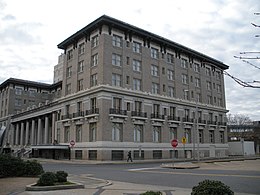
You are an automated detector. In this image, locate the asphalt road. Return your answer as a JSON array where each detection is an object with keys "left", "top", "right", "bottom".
[{"left": 42, "top": 159, "right": 260, "bottom": 194}]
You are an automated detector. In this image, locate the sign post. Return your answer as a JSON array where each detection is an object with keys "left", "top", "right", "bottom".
[
  {"left": 182, "top": 136, "right": 187, "bottom": 160},
  {"left": 171, "top": 139, "right": 178, "bottom": 167}
]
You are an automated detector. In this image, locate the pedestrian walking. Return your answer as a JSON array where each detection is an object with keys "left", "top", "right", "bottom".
[{"left": 127, "top": 151, "right": 133, "bottom": 162}]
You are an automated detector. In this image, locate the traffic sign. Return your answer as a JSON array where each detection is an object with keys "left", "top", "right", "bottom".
[
  {"left": 182, "top": 137, "right": 187, "bottom": 144},
  {"left": 70, "top": 140, "right": 75, "bottom": 147},
  {"left": 171, "top": 139, "right": 178, "bottom": 148}
]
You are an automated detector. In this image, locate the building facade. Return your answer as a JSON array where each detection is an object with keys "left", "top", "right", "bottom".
[{"left": 1, "top": 15, "right": 229, "bottom": 160}]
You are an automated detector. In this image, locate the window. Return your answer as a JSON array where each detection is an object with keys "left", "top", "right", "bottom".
[
  {"left": 28, "top": 89, "right": 36, "bottom": 97},
  {"left": 184, "top": 90, "right": 189, "bottom": 100},
  {"left": 170, "top": 127, "right": 177, "bottom": 140},
  {"left": 78, "top": 43, "right": 85, "bottom": 55},
  {"left": 112, "top": 35, "right": 122, "bottom": 47},
  {"left": 151, "top": 65, "right": 159, "bottom": 76},
  {"left": 168, "top": 87, "right": 174, "bottom": 97},
  {"left": 77, "top": 101, "right": 82, "bottom": 113},
  {"left": 151, "top": 47, "right": 158, "bottom": 59},
  {"left": 207, "top": 81, "right": 212, "bottom": 90},
  {"left": 127, "top": 102, "right": 130, "bottom": 111},
  {"left": 152, "top": 83, "right": 159, "bottom": 94},
  {"left": 91, "top": 54, "right": 98, "bottom": 67},
  {"left": 76, "top": 125, "right": 82, "bottom": 142},
  {"left": 15, "top": 87, "right": 23, "bottom": 95},
  {"left": 153, "top": 104, "right": 160, "bottom": 115},
  {"left": 167, "top": 53, "right": 174, "bottom": 63},
  {"left": 133, "top": 79, "right": 141, "bottom": 91},
  {"left": 217, "top": 98, "right": 222, "bottom": 107},
  {"left": 196, "top": 93, "right": 201, "bottom": 103},
  {"left": 181, "top": 58, "right": 188, "bottom": 68},
  {"left": 133, "top": 41, "right": 141, "bottom": 53},
  {"left": 134, "top": 125, "right": 143, "bottom": 142},
  {"left": 209, "top": 130, "right": 215, "bottom": 143},
  {"left": 113, "top": 97, "right": 122, "bottom": 110},
  {"left": 217, "top": 84, "right": 221, "bottom": 93},
  {"left": 126, "top": 57, "right": 130, "bottom": 65},
  {"left": 135, "top": 101, "right": 142, "bottom": 112},
  {"left": 90, "top": 74, "right": 97, "bottom": 87},
  {"left": 78, "top": 60, "right": 84, "bottom": 73},
  {"left": 167, "top": 70, "right": 174, "bottom": 80},
  {"left": 90, "top": 123, "right": 96, "bottom": 142},
  {"left": 205, "top": 67, "right": 211, "bottom": 76},
  {"left": 220, "top": 131, "right": 224, "bottom": 143},
  {"left": 77, "top": 79, "right": 83, "bottom": 91},
  {"left": 207, "top": 95, "right": 212, "bottom": 104},
  {"left": 182, "top": 74, "right": 188, "bottom": 84},
  {"left": 216, "top": 71, "right": 221, "bottom": 79},
  {"left": 112, "top": 123, "right": 122, "bottom": 141},
  {"left": 112, "top": 74, "right": 122, "bottom": 87},
  {"left": 126, "top": 76, "right": 130, "bottom": 84},
  {"left": 184, "top": 129, "right": 191, "bottom": 143},
  {"left": 64, "top": 126, "right": 70, "bottom": 143},
  {"left": 66, "top": 66, "right": 72, "bottom": 77},
  {"left": 133, "top": 59, "right": 141, "bottom": 72},
  {"left": 194, "top": 63, "right": 200, "bottom": 72},
  {"left": 91, "top": 97, "right": 97, "bottom": 110},
  {"left": 162, "top": 67, "right": 165, "bottom": 75},
  {"left": 170, "top": 106, "right": 175, "bottom": 117},
  {"left": 91, "top": 35, "right": 99, "bottom": 48},
  {"left": 67, "top": 49, "right": 73, "bottom": 60},
  {"left": 153, "top": 126, "right": 161, "bottom": 142},
  {"left": 199, "top": 130, "right": 204, "bottom": 143},
  {"left": 15, "top": 98, "right": 22, "bottom": 106},
  {"left": 195, "top": 78, "right": 200, "bottom": 87},
  {"left": 112, "top": 53, "right": 122, "bottom": 66},
  {"left": 66, "top": 83, "right": 71, "bottom": 95}
]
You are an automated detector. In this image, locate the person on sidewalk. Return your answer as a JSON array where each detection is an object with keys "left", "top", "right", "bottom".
[{"left": 127, "top": 151, "right": 133, "bottom": 162}]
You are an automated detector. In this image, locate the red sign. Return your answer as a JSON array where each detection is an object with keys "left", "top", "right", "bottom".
[
  {"left": 70, "top": 140, "right": 75, "bottom": 146},
  {"left": 171, "top": 139, "right": 178, "bottom": 148}
]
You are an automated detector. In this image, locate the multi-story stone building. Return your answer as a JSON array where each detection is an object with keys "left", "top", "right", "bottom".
[{"left": 1, "top": 15, "right": 229, "bottom": 160}]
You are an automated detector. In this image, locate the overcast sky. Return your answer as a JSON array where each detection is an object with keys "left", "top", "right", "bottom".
[{"left": 0, "top": 0, "right": 259, "bottom": 120}]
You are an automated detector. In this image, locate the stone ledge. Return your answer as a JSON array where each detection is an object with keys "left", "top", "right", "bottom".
[{"left": 26, "top": 181, "right": 84, "bottom": 191}]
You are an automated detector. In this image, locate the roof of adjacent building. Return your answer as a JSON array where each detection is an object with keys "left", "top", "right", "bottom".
[{"left": 58, "top": 15, "right": 228, "bottom": 70}]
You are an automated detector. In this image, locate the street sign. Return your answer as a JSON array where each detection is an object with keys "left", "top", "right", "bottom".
[
  {"left": 182, "top": 137, "right": 187, "bottom": 144},
  {"left": 70, "top": 140, "right": 75, "bottom": 147},
  {"left": 171, "top": 139, "right": 178, "bottom": 148}
]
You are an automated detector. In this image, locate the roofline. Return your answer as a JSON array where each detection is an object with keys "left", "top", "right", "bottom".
[{"left": 57, "top": 15, "right": 228, "bottom": 70}]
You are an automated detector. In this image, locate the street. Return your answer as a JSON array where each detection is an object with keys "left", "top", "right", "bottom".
[{"left": 42, "top": 159, "right": 260, "bottom": 194}]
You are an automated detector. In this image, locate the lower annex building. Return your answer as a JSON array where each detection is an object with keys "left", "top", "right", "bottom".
[{"left": 0, "top": 15, "right": 229, "bottom": 160}]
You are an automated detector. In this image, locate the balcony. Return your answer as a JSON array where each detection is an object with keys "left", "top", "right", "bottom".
[
  {"left": 86, "top": 108, "right": 99, "bottom": 115},
  {"left": 151, "top": 113, "right": 165, "bottom": 120},
  {"left": 131, "top": 111, "right": 147, "bottom": 118},
  {"left": 72, "top": 111, "right": 84, "bottom": 118},
  {"left": 109, "top": 108, "right": 128, "bottom": 122},
  {"left": 218, "top": 121, "right": 227, "bottom": 126},
  {"left": 167, "top": 116, "right": 181, "bottom": 122},
  {"left": 61, "top": 114, "right": 72, "bottom": 120},
  {"left": 183, "top": 117, "right": 194, "bottom": 123},
  {"left": 208, "top": 120, "right": 218, "bottom": 126},
  {"left": 198, "top": 118, "right": 207, "bottom": 124},
  {"left": 109, "top": 108, "right": 127, "bottom": 115}
]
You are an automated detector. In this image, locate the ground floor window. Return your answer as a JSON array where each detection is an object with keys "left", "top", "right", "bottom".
[
  {"left": 134, "top": 125, "right": 143, "bottom": 142},
  {"left": 134, "top": 150, "right": 144, "bottom": 160},
  {"left": 199, "top": 130, "right": 204, "bottom": 143},
  {"left": 89, "top": 123, "right": 97, "bottom": 142},
  {"left": 169, "top": 127, "right": 177, "bottom": 140},
  {"left": 153, "top": 150, "right": 162, "bottom": 159},
  {"left": 111, "top": 150, "right": 123, "bottom": 160},
  {"left": 220, "top": 131, "right": 224, "bottom": 143},
  {"left": 89, "top": 150, "right": 97, "bottom": 160},
  {"left": 170, "top": 150, "right": 178, "bottom": 158},
  {"left": 64, "top": 126, "right": 70, "bottom": 143},
  {"left": 112, "top": 123, "right": 123, "bottom": 142},
  {"left": 184, "top": 128, "right": 191, "bottom": 143},
  {"left": 75, "top": 150, "right": 82, "bottom": 159},
  {"left": 153, "top": 126, "right": 161, "bottom": 142}
]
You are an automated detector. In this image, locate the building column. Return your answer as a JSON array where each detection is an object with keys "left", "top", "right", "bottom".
[
  {"left": 31, "top": 119, "right": 35, "bottom": 145},
  {"left": 25, "top": 121, "right": 29, "bottom": 145},
  {"left": 37, "top": 118, "right": 42, "bottom": 145},
  {"left": 52, "top": 112, "right": 56, "bottom": 144},
  {"left": 44, "top": 116, "right": 49, "bottom": 144},
  {"left": 9, "top": 124, "right": 14, "bottom": 146},
  {"left": 15, "top": 123, "right": 19, "bottom": 145},
  {"left": 20, "top": 122, "right": 24, "bottom": 146}
]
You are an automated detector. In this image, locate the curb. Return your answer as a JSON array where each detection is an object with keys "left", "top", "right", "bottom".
[{"left": 25, "top": 181, "right": 84, "bottom": 191}]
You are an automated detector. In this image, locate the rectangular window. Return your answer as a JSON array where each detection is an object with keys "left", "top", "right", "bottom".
[
  {"left": 184, "top": 129, "right": 191, "bottom": 143},
  {"left": 217, "top": 84, "right": 221, "bottom": 93},
  {"left": 135, "top": 101, "right": 142, "bottom": 112},
  {"left": 207, "top": 81, "right": 212, "bottom": 90},
  {"left": 216, "top": 71, "right": 221, "bottom": 79},
  {"left": 67, "top": 49, "right": 73, "bottom": 60},
  {"left": 15, "top": 98, "right": 22, "bottom": 106},
  {"left": 28, "top": 89, "right": 36, "bottom": 97},
  {"left": 182, "top": 74, "right": 188, "bottom": 84},
  {"left": 76, "top": 125, "right": 82, "bottom": 142},
  {"left": 66, "top": 66, "right": 72, "bottom": 77},
  {"left": 151, "top": 47, "right": 158, "bottom": 59},
  {"left": 64, "top": 126, "right": 70, "bottom": 143},
  {"left": 170, "top": 127, "right": 177, "bottom": 140},
  {"left": 207, "top": 95, "right": 213, "bottom": 104},
  {"left": 113, "top": 97, "right": 122, "bottom": 110},
  {"left": 134, "top": 124, "right": 143, "bottom": 142},
  {"left": 199, "top": 130, "right": 204, "bottom": 143},
  {"left": 220, "top": 131, "right": 224, "bottom": 143},
  {"left": 112, "top": 123, "right": 122, "bottom": 141},
  {"left": 194, "top": 63, "right": 200, "bottom": 72},
  {"left": 133, "top": 59, "right": 141, "bottom": 72},
  {"left": 167, "top": 70, "right": 174, "bottom": 80},
  {"left": 91, "top": 97, "right": 97, "bottom": 110},
  {"left": 181, "top": 58, "right": 188, "bottom": 68},
  {"left": 133, "top": 41, "right": 141, "bottom": 53},
  {"left": 15, "top": 87, "right": 23, "bottom": 95},
  {"left": 90, "top": 74, "right": 97, "bottom": 87},
  {"left": 151, "top": 65, "right": 159, "bottom": 76},
  {"left": 91, "top": 54, "right": 98, "bottom": 67},
  {"left": 153, "top": 126, "right": 161, "bottom": 142},
  {"left": 90, "top": 123, "right": 97, "bottom": 142},
  {"left": 153, "top": 104, "right": 160, "bottom": 115},
  {"left": 66, "top": 83, "right": 71, "bottom": 95},
  {"left": 112, "top": 35, "right": 122, "bottom": 47},
  {"left": 78, "top": 43, "right": 85, "bottom": 55},
  {"left": 77, "top": 79, "right": 83, "bottom": 91},
  {"left": 206, "top": 67, "right": 211, "bottom": 76},
  {"left": 78, "top": 60, "right": 84, "bottom": 73},
  {"left": 152, "top": 83, "right": 159, "bottom": 94},
  {"left": 167, "top": 53, "right": 174, "bottom": 63},
  {"left": 168, "top": 87, "right": 174, "bottom": 97},
  {"left": 209, "top": 130, "right": 215, "bottom": 143},
  {"left": 112, "top": 74, "right": 122, "bottom": 87},
  {"left": 91, "top": 35, "right": 99, "bottom": 48},
  {"left": 133, "top": 79, "right": 141, "bottom": 91},
  {"left": 126, "top": 76, "right": 130, "bottom": 84},
  {"left": 112, "top": 53, "right": 122, "bottom": 66},
  {"left": 195, "top": 78, "right": 200, "bottom": 87}
]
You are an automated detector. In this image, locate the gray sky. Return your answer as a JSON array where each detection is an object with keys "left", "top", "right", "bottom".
[{"left": 0, "top": 0, "right": 259, "bottom": 120}]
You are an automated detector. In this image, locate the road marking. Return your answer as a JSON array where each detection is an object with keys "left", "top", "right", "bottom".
[
  {"left": 129, "top": 169, "right": 260, "bottom": 179},
  {"left": 128, "top": 167, "right": 162, "bottom": 171}
]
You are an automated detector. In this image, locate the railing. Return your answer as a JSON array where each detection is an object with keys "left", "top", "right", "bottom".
[
  {"left": 208, "top": 120, "right": 217, "bottom": 125},
  {"left": 131, "top": 111, "right": 147, "bottom": 118},
  {"left": 167, "top": 116, "right": 180, "bottom": 121},
  {"left": 86, "top": 108, "right": 99, "bottom": 115},
  {"left": 182, "top": 117, "right": 194, "bottom": 123},
  {"left": 218, "top": 121, "right": 227, "bottom": 126},
  {"left": 198, "top": 118, "right": 207, "bottom": 124},
  {"left": 109, "top": 108, "right": 127, "bottom": 115},
  {"left": 72, "top": 111, "right": 84, "bottom": 118},
  {"left": 151, "top": 113, "right": 165, "bottom": 119},
  {"left": 61, "top": 114, "right": 72, "bottom": 120}
]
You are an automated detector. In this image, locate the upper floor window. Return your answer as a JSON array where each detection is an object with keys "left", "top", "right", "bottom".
[
  {"left": 167, "top": 70, "right": 174, "bottom": 80},
  {"left": 167, "top": 53, "right": 174, "bottom": 64},
  {"left": 217, "top": 84, "right": 221, "bottom": 93},
  {"left": 207, "top": 81, "right": 212, "bottom": 90},
  {"left": 133, "top": 78, "right": 141, "bottom": 91},
  {"left": 216, "top": 71, "right": 221, "bottom": 79},
  {"left": 66, "top": 66, "right": 72, "bottom": 77},
  {"left": 195, "top": 78, "right": 200, "bottom": 87},
  {"left": 112, "top": 53, "right": 122, "bottom": 66},
  {"left": 78, "top": 60, "right": 84, "bottom": 73},
  {"left": 67, "top": 49, "right": 73, "bottom": 60},
  {"left": 181, "top": 58, "right": 188, "bottom": 68},
  {"left": 133, "top": 59, "right": 141, "bottom": 72},
  {"left": 152, "top": 83, "right": 159, "bottom": 94},
  {"left": 182, "top": 74, "right": 188, "bottom": 84},
  {"left": 151, "top": 47, "right": 158, "bottom": 59},
  {"left": 29, "top": 89, "right": 36, "bottom": 97},
  {"left": 77, "top": 79, "right": 83, "bottom": 91},
  {"left": 205, "top": 67, "right": 211, "bottom": 76},
  {"left": 183, "top": 90, "right": 189, "bottom": 100},
  {"left": 66, "top": 83, "right": 71, "bottom": 95},
  {"left": 133, "top": 41, "right": 141, "bottom": 53},
  {"left": 168, "top": 87, "right": 174, "bottom": 97},
  {"left": 112, "top": 74, "right": 122, "bottom": 87},
  {"left": 112, "top": 35, "right": 122, "bottom": 47},
  {"left": 151, "top": 65, "right": 159, "bottom": 76},
  {"left": 91, "top": 35, "right": 99, "bottom": 48},
  {"left": 15, "top": 87, "right": 23, "bottom": 95},
  {"left": 194, "top": 63, "right": 200, "bottom": 72},
  {"left": 90, "top": 74, "right": 98, "bottom": 87},
  {"left": 91, "top": 53, "right": 98, "bottom": 67},
  {"left": 78, "top": 43, "right": 85, "bottom": 55}
]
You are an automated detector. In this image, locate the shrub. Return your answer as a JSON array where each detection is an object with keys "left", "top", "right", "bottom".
[
  {"left": 37, "top": 172, "right": 57, "bottom": 186},
  {"left": 191, "top": 179, "right": 234, "bottom": 195},
  {"left": 0, "top": 154, "right": 24, "bottom": 177},
  {"left": 24, "top": 160, "right": 44, "bottom": 176},
  {"left": 140, "top": 191, "right": 162, "bottom": 195},
  {"left": 56, "top": 171, "right": 68, "bottom": 182}
]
